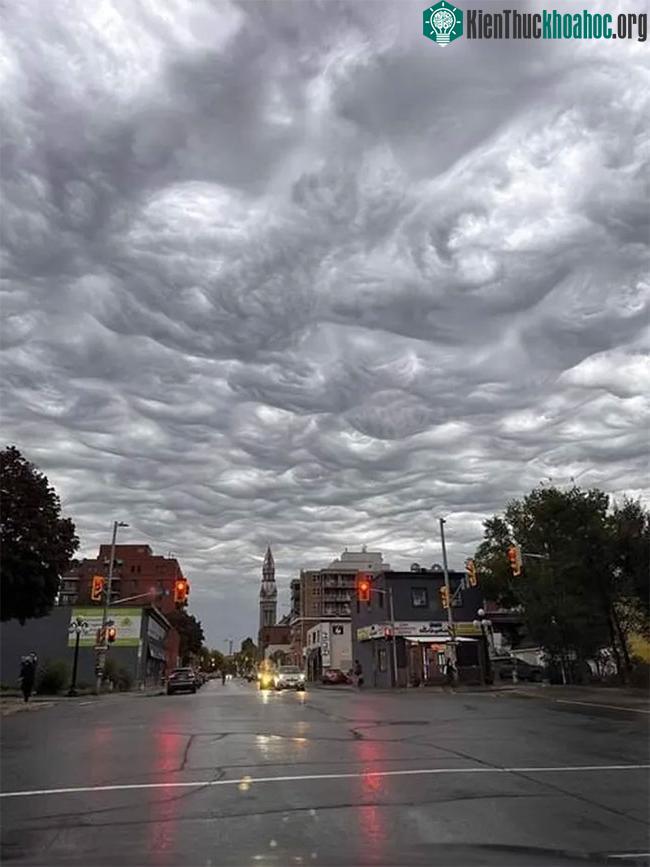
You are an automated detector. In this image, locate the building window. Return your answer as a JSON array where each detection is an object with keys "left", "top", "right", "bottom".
[
  {"left": 411, "top": 587, "right": 428, "bottom": 608},
  {"left": 378, "top": 592, "right": 384, "bottom": 608},
  {"left": 378, "top": 648, "right": 387, "bottom": 672}
]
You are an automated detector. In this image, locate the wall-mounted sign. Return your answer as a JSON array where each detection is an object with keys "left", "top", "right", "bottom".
[
  {"left": 68, "top": 608, "right": 142, "bottom": 647},
  {"left": 357, "top": 621, "right": 481, "bottom": 641}
]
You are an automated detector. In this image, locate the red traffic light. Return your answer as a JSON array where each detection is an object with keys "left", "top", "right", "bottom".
[
  {"left": 507, "top": 545, "right": 522, "bottom": 577},
  {"left": 90, "top": 575, "right": 104, "bottom": 602},
  {"left": 107, "top": 626, "right": 117, "bottom": 644},
  {"left": 174, "top": 578, "right": 189, "bottom": 605},
  {"left": 356, "top": 573, "right": 371, "bottom": 603}
]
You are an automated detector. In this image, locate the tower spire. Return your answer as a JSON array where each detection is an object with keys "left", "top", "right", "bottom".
[{"left": 259, "top": 545, "right": 277, "bottom": 630}]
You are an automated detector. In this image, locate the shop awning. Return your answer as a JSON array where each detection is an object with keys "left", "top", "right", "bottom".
[{"left": 405, "top": 635, "right": 477, "bottom": 643}]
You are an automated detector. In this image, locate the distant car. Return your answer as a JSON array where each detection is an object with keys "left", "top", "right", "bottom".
[
  {"left": 167, "top": 668, "right": 197, "bottom": 695},
  {"left": 274, "top": 666, "right": 306, "bottom": 691},
  {"left": 493, "top": 658, "right": 544, "bottom": 683},
  {"left": 321, "top": 668, "right": 350, "bottom": 685}
]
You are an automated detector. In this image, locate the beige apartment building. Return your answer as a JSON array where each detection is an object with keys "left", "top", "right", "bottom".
[{"left": 289, "top": 547, "right": 390, "bottom": 665}]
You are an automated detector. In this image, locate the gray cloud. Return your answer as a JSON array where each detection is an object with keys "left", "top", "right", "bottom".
[{"left": 1, "top": 0, "right": 648, "bottom": 644}]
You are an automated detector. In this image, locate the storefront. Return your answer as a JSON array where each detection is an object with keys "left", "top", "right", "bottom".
[
  {"left": 355, "top": 621, "right": 486, "bottom": 688},
  {"left": 405, "top": 636, "right": 482, "bottom": 686}
]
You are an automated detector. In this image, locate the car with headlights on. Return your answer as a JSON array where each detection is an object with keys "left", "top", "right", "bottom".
[{"left": 274, "top": 665, "right": 306, "bottom": 691}]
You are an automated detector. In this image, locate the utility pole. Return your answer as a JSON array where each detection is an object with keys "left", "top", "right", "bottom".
[
  {"left": 95, "top": 520, "right": 128, "bottom": 694},
  {"left": 439, "top": 518, "right": 459, "bottom": 684},
  {"left": 387, "top": 587, "right": 399, "bottom": 688}
]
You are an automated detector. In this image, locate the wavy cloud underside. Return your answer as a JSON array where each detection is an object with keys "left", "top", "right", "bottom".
[{"left": 2, "top": 0, "right": 649, "bottom": 643}]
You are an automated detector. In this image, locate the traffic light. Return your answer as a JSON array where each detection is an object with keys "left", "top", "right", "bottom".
[
  {"left": 465, "top": 559, "right": 478, "bottom": 587},
  {"left": 439, "top": 585, "right": 450, "bottom": 609},
  {"left": 507, "top": 544, "right": 522, "bottom": 577},
  {"left": 107, "top": 625, "right": 117, "bottom": 644},
  {"left": 174, "top": 578, "right": 189, "bottom": 605},
  {"left": 356, "top": 573, "right": 371, "bottom": 603},
  {"left": 91, "top": 575, "right": 104, "bottom": 602}
]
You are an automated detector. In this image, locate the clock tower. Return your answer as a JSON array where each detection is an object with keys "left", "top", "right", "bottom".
[{"left": 259, "top": 545, "right": 277, "bottom": 630}]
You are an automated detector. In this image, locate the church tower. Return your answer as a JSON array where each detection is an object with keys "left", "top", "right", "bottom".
[{"left": 259, "top": 545, "right": 277, "bottom": 630}]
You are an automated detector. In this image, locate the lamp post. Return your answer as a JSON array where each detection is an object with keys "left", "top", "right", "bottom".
[
  {"left": 473, "top": 608, "right": 493, "bottom": 685},
  {"left": 95, "top": 520, "right": 128, "bottom": 694},
  {"left": 68, "top": 616, "right": 90, "bottom": 696}
]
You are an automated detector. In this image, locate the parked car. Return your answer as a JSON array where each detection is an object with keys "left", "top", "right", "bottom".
[
  {"left": 166, "top": 668, "right": 198, "bottom": 695},
  {"left": 493, "top": 657, "right": 544, "bottom": 682},
  {"left": 321, "top": 668, "right": 350, "bottom": 685},
  {"left": 274, "top": 666, "right": 306, "bottom": 691}
]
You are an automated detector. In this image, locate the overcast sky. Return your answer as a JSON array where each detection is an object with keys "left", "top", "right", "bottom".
[{"left": 2, "top": 1, "right": 648, "bottom": 648}]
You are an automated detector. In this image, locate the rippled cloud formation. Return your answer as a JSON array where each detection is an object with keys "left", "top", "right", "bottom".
[{"left": 2, "top": 1, "right": 648, "bottom": 643}]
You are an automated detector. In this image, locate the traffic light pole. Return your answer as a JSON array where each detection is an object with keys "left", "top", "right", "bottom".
[
  {"left": 95, "top": 520, "right": 127, "bottom": 694},
  {"left": 439, "top": 518, "right": 459, "bottom": 684},
  {"left": 387, "top": 587, "right": 399, "bottom": 689}
]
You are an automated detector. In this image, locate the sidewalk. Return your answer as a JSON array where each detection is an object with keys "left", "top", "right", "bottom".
[
  {"left": 0, "top": 685, "right": 165, "bottom": 715},
  {"left": 508, "top": 683, "right": 650, "bottom": 711}
]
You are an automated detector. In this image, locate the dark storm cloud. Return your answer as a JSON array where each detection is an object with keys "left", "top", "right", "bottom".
[{"left": 1, "top": 0, "right": 648, "bottom": 644}]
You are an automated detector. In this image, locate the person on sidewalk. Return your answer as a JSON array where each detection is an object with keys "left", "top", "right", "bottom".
[
  {"left": 444, "top": 659, "right": 456, "bottom": 688},
  {"left": 19, "top": 653, "right": 37, "bottom": 703},
  {"left": 354, "top": 660, "right": 364, "bottom": 689}
]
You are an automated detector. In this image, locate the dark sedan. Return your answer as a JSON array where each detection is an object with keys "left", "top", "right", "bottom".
[
  {"left": 494, "top": 657, "right": 544, "bottom": 682},
  {"left": 166, "top": 667, "right": 198, "bottom": 695},
  {"left": 321, "top": 668, "right": 351, "bottom": 685}
]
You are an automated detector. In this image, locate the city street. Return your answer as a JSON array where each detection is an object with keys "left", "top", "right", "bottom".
[{"left": 1, "top": 681, "right": 648, "bottom": 867}]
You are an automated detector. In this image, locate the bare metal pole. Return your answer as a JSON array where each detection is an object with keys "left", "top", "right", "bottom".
[{"left": 439, "top": 518, "right": 458, "bottom": 684}]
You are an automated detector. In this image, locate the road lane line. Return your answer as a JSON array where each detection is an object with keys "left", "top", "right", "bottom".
[
  {"left": 1, "top": 764, "right": 648, "bottom": 800},
  {"left": 555, "top": 699, "right": 650, "bottom": 714}
]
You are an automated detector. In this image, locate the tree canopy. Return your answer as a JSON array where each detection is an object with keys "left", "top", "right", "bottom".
[
  {"left": 1, "top": 446, "right": 79, "bottom": 624},
  {"left": 166, "top": 609, "right": 205, "bottom": 663},
  {"left": 474, "top": 485, "right": 649, "bottom": 680}
]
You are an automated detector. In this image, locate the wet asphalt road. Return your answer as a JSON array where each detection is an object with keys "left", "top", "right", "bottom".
[{"left": 1, "top": 680, "right": 648, "bottom": 867}]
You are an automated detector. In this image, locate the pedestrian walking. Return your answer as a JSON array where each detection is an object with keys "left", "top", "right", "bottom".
[
  {"left": 353, "top": 659, "right": 364, "bottom": 689},
  {"left": 221, "top": 669, "right": 227, "bottom": 685},
  {"left": 444, "top": 659, "right": 456, "bottom": 688},
  {"left": 19, "top": 653, "right": 37, "bottom": 703}
]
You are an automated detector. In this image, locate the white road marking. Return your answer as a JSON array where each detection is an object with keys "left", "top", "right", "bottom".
[
  {"left": 555, "top": 699, "right": 650, "bottom": 715},
  {"left": 608, "top": 855, "right": 650, "bottom": 860},
  {"left": 1, "top": 764, "right": 648, "bottom": 800},
  {"left": 79, "top": 702, "right": 94, "bottom": 706}
]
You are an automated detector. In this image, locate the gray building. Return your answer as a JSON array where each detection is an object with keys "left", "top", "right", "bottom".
[
  {"left": 1, "top": 604, "right": 176, "bottom": 690},
  {"left": 351, "top": 570, "right": 487, "bottom": 688}
]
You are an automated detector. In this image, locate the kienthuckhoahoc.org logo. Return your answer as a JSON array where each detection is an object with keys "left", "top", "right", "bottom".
[
  {"left": 423, "top": 2, "right": 463, "bottom": 47},
  {"left": 422, "top": 6, "right": 647, "bottom": 44}
]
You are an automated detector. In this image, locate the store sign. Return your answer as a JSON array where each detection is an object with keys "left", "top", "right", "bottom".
[
  {"left": 68, "top": 607, "right": 142, "bottom": 647},
  {"left": 332, "top": 624, "right": 344, "bottom": 636},
  {"left": 357, "top": 621, "right": 481, "bottom": 641},
  {"left": 147, "top": 617, "right": 166, "bottom": 643},
  {"left": 321, "top": 623, "right": 331, "bottom": 667}
]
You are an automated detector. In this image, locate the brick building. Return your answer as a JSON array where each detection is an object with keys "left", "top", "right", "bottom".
[
  {"left": 65, "top": 544, "right": 186, "bottom": 617},
  {"left": 61, "top": 544, "right": 187, "bottom": 673}
]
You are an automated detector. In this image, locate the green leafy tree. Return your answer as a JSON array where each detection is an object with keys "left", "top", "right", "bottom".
[
  {"left": 474, "top": 485, "right": 647, "bottom": 681},
  {"left": 1, "top": 446, "right": 79, "bottom": 624},
  {"left": 166, "top": 609, "right": 205, "bottom": 664}
]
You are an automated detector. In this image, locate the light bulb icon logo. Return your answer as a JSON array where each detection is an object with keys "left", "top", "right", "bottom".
[
  {"left": 431, "top": 7, "right": 456, "bottom": 42},
  {"left": 422, "top": 2, "right": 464, "bottom": 47}
]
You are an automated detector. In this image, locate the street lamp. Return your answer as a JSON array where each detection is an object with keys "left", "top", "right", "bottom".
[
  {"left": 473, "top": 608, "right": 493, "bottom": 685},
  {"left": 95, "top": 520, "right": 128, "bottom": 694}
]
